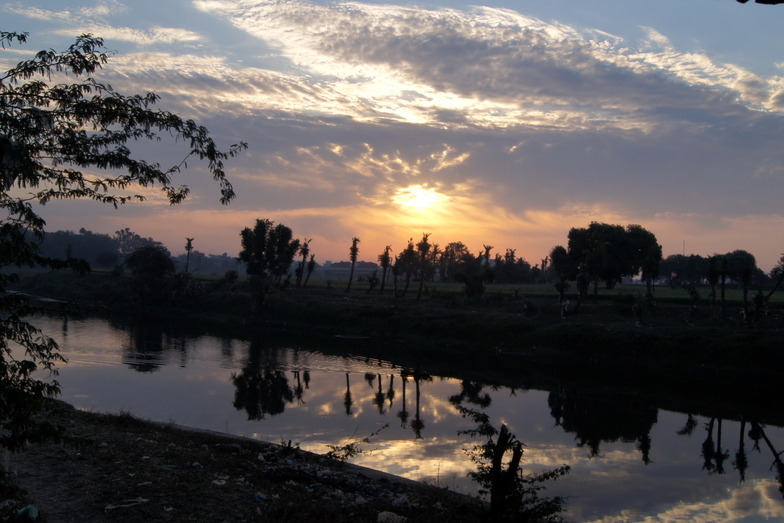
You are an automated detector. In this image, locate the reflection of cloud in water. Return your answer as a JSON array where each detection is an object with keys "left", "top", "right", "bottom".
[
  {"left": 351, "top": 437, "right": 472, "bottom": 490},
  {"left": 587, "top": 480, "right": 784, "bottom": 523},
  {"left": 34, "top": 315, "right": 784, "bottom": 522}
]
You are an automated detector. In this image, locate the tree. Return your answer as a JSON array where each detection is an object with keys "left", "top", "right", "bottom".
[
  {"left": 394, "top": 239, "right": 418, "bottom": 297},
  {"left": 238, "top": 219, "right": 299, "bottom": 308},
  {"left": 346, "top": 237, "right": 360, "bottom": 292},
  {"left": 625, "top": 224, "right": 662, "bottom": 297},
  {"left": 764, "top": 253, "right": 784, "bottom": 303},
  {"left": 184, "top": 237, "right": 194, "bottom": 274},
  {"left": 124, "top": 244, "right": 176, "bottom": 303},
  {"left": 304, "top": 254, "right": 316, "bottom": 287},
  {"left": 439, "top": 241, "right": 470, "bottom": 282},
  {"left": 377, "top": 245, "right": 392, "bottom": 295},
  {"left": 0, "top": 32, "right": 246, "bottom": 450},
  {"left": 458, "top": 407, "right": 569, "bottom": 521},
  {"left": 34, "top": 228, "right": 120, "bottom": 268},
  {"left": 566, "top": 222, "right": 660, "bottom": 299},
  {"left": 726, "top": 249, "right": 757, "bottom": 311},
  {"left": 415, "top": 233, "right": 431, "bottom": 300},
  {"left": 295, "top": 238, "right": 311, "bottom": 288},
  {"left": 549, "top": 245, "right": 573, "bottom": 305}
]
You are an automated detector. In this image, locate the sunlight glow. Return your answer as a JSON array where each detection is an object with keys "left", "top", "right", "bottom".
[{"left": 392, "top": 185, "right": 450, "bottom": 212}]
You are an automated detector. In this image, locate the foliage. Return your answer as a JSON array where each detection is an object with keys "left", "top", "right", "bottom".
[
  {"left": 324, "top": 423, "right": 388, "bottom": 463},
  {"left": 0, "top": 31, "right": 245, "bottom": 450},
  {"left": 458, "top": 406, "right": 569, "bottom": 521},
  {"left": 377, "top": 245, "right": 392, "bottom": 294},
  {"left": 34, "top": 228, "right": 120, "bottom": 268},
  {"left": 554, "top": 222, "right": 662, "bottom": 301},
  {"left": 113, "top": 227, "right": 162, "bottom": 259},
  {"left": 238, "top": 219, "right": 299, "bottom": 307},
  {"left": 124, "top": 244, "right": 176, "bottom": 303},
  {"left": 346, "top": 236, "right": 360, "bottom": 291}
]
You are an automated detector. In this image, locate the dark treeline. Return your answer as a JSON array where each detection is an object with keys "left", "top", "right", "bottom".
[
  {"left": 30, "top": 219, "right": 784, "bottom": 313},
  {"left": 31, "top": 227, "right": 240, "bottom": 276}
]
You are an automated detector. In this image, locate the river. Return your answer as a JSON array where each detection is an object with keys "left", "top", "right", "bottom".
[{"left": 30, "top": 314, "right": 784, "bottom": 522}]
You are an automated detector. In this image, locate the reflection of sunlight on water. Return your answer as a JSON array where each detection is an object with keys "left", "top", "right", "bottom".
[{"left": 28, "top": 315, "right": 784, "bottom": 522}]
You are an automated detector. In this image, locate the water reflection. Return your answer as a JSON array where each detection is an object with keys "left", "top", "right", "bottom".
[
  {"left": 32, "top": 315, "right": 784, "bottom": 521},
  {"left": 548, "top": 388, "right": 657, "bottom": 464}
]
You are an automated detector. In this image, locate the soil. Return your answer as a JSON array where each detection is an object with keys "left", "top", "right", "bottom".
[{"left": 2, "top": 401, "right": 484, "bottom": 523}]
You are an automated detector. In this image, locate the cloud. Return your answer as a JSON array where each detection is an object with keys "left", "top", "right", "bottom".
[
  {"left": 8, "top": 0, "right": 784, "bottom": 268},
  {"left": 55, "top": 25, "right": 202, "bottom": 45}
]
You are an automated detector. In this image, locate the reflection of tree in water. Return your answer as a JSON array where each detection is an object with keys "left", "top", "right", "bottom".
[
  {"left": 547, "top": 388, "right": 657, "bottom": 462},
  {"left": 344, "top": 373, "right": 354, "bottom": 416},
  {"left": 120, "top": 321, "right": 166, "bottom": 373},
  {"left": 449, "top": 380, "right": 493, "bottom": 408},
  {"left": 373, "top": 374, "right": 386, "bottom": 414},
  {"left": 232, "top": 366, "right": 294, "bottom": 420},
  {"left": 675, "top": 413, "right": 784, "bottom": 496},
  {"left": 364, "top": 372, "right": 376, "bottom": 389},
  {"left": 410, "top": 370, "right": 431, "bottom": 439},
  {"left": 748, "top": 421, "right": 784, "bottom": 497},
  {"left": 292, "top": 370, "right": 305, "bottom": 405},
  {"left": 386, "top": 375, "right": 395, "bottom": 410},
  {"left": 397, "top": 374, "right": 409, "bottom": 428},
  {"left": 701, "top": 418, "right": 730, "bottom": 474},
  {"left": 734, "top": 418, "right": 749, "bottom": 482},
  {"left": 232, "top": 340, "right": 296, "bottom": 420},
  {"left": 677, "top": 413, "right": 698, "bottom": 436}
]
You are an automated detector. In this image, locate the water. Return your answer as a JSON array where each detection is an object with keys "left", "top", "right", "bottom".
[{"left": 30, "top": 315, "right": 784, "bottom": 522}]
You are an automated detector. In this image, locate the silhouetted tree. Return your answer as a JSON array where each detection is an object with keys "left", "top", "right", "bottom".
[
  {"left": 439, "top": 241, "right": 470, "bottom": 282},
  {"left": 549, "top": 245, "right": 574, "bottom": 307},
  {"left": 346, "top": 237, "right": 360, "bottom": 292},
  {"left": 707, "top": 255, "right": 720, "bottom": 302},
  {"left": 395, "top": 239, "right": 418, "bottom": 297},
  {"left": 184, "top": 237, "right": 194, "bottom": 274},
  {"left": 378, "top": 245, "right": 392, "bottom": 294},
  {"left": 238, "top": 219, "right": 299, "bottom": 309},
  {"left": 627, "top": 224, "right": 662, "bottom": 297},
  {"left": 124, "top": 245, "right": 176, "bottom": 303},
  {"left": 726, "top": 249, "right": 757, "bottom": 311},
  {"left": 0, "top": 31, "right": 244, "bottom": 451},
  {"left": 295, "top": 239, "right": 311, "bottom": 288},
  {"left": 764, "top": 253, "right": 784, "bottom": 303},
  {"left": 458, "top": 407, "right": 570, "bottom": 522},
  {"left": 114, "top": 227, "right": 162, "bottom": 259},
  {"left": 416, "top": 233, "right": 431, "bottom": 300}
]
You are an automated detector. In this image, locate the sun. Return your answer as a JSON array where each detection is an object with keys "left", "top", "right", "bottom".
[{"left": 392, "top": 185, "right": 449, "bottom": 212}]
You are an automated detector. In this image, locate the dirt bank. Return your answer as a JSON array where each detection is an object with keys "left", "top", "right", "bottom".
[{"left": 3, "top": 401, "right": 484, "bottom": 523}]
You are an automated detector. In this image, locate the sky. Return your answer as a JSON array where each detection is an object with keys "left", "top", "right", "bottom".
[{"left": 2, "top": 0, "right": 784, "bottom": 269}]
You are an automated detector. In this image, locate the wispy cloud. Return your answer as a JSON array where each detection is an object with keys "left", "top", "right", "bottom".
[{"left": 6, "top": 0, "right": 784, "bottom": 267}]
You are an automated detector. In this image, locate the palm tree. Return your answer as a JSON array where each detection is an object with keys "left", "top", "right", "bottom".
[
  {"left": 346, "top": 237, "right": 360, "bottom": 292},
  {"left": 184, "top": 237, "right": 194, "bottom": 274},
  {"left": 378, "top": 245, "right": 392, "bottom": 295},
  {"left": 416, "top": 233, "right": 431, "bottom": 300},
  {"left": 296, "top": 239, "right": 311, "bottom": 288}
]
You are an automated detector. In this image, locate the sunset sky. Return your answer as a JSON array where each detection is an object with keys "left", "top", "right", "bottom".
[{"left": 3, "top": 0, "right": 784, "bottom": 269}]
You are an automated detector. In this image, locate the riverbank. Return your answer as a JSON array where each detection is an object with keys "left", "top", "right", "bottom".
[
  {"left": 12, "top": 270, "right": 784, "bottom": 410},
  {"left": 3, "top": 400, "right": 484, "bottom": 522}
]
